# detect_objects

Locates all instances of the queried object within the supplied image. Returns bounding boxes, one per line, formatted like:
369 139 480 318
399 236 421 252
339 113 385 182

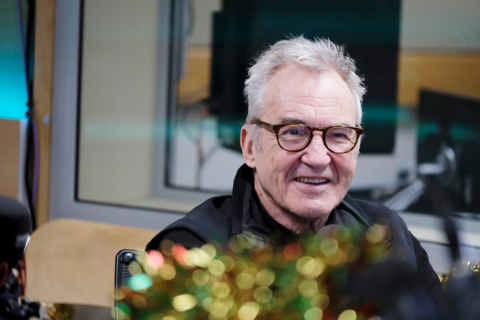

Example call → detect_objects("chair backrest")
25 219 157 307
114 249 142 320
114 249 142 292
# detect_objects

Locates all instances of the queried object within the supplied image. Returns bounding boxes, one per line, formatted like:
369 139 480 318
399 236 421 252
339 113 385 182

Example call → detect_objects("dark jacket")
147 164 446 316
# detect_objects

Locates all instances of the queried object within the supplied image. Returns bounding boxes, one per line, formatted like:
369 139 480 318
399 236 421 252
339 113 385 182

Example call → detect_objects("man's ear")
240 125 256 168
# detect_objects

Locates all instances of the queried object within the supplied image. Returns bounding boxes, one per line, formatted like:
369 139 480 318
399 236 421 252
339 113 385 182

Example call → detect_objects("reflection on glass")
168 0 245 192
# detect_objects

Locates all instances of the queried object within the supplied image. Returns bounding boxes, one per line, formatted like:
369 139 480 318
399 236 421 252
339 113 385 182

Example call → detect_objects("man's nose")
300 132 332 167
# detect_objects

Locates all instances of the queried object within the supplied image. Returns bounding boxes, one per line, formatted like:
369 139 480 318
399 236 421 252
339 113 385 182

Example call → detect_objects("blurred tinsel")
116 224 394 320
46 303 74 320
40 224 480 320
439 261 480 287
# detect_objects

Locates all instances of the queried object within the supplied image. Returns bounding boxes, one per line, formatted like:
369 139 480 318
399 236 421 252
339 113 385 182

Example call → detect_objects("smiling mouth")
294 177 330 185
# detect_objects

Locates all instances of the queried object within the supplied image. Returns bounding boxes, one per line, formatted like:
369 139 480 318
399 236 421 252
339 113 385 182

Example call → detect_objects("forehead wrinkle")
277 100 345 116
267 84 351 111
311 108 355 128
279 93 349 110
272 104 354 128
280 88 343 100
276 113 353 128
282 97 344 105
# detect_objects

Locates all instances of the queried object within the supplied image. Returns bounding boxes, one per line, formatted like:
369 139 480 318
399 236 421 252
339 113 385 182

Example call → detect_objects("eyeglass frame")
251 119 364 154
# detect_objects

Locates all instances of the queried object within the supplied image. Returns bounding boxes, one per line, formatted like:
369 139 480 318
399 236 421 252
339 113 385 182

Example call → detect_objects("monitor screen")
409 90 480 215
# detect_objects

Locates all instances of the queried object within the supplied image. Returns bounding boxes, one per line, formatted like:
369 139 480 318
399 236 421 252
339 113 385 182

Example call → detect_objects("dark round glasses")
252 120 364 154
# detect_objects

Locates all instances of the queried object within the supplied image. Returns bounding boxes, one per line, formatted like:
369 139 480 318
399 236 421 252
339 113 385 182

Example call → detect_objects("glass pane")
76 0 480 216
77 0 176 208
165 0 245 193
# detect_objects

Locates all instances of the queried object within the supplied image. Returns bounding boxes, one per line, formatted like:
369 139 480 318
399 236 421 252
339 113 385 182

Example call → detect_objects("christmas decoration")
116 224 392 320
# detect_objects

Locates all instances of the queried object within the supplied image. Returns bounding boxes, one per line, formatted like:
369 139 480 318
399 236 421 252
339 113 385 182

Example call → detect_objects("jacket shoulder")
352 198 419 269
186 195 233 218
146 195 234 250
353 198 407 227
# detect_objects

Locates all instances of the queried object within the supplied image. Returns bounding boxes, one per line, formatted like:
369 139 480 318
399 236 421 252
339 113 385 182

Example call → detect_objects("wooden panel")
0 119 20 199
33 0 55 226
398 51 480 107
176 49 480 109
25 219 158 307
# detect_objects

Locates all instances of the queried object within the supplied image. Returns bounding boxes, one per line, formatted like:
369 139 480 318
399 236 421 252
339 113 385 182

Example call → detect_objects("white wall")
400 0 480 50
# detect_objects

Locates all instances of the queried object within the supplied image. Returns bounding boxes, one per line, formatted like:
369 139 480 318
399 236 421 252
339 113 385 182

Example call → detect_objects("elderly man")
147 37 443 307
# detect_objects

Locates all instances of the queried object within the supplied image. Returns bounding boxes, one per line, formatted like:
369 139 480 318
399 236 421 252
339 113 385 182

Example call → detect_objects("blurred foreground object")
46 303 74 320
45 303 111 320
440 261 480 320
440 261 480 286
118 225 443 320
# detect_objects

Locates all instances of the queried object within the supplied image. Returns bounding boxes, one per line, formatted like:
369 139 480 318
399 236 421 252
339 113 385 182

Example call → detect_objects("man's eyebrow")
277 118 354 127
326 123 356 128
277 117 307 125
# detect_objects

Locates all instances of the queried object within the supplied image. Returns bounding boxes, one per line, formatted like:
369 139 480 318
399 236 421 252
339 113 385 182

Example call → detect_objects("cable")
16 0 37 230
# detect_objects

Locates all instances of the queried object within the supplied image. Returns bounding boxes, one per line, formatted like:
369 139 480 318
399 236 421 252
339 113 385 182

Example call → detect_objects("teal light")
417 121 440 139
362 104 398 124
0 0 28 120
451 123 480 141
128 274 153 291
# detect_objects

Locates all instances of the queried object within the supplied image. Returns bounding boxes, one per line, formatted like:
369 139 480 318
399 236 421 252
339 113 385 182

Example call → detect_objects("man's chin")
290 204 334 223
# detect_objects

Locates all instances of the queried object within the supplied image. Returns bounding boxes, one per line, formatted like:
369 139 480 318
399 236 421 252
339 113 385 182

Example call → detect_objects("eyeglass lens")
278 125 358 152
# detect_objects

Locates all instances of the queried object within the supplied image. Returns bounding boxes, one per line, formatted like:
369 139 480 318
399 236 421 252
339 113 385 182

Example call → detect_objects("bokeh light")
366 225 387 243
253 286 273 303
304 307 323 320
208 260 226 276
159 263 176 280
284 243 302 260
255 268 275 287
128 274 153 291
172 294 197 312
237 301 260 320
338 309 357 320
320 238 339 255
192 269 210 286
131 295 147 309
147 250 165 269
236 273 255 290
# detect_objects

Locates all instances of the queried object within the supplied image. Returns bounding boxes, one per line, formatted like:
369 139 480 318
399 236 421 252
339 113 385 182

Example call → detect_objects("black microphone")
0 195 31 271
0 195 41 320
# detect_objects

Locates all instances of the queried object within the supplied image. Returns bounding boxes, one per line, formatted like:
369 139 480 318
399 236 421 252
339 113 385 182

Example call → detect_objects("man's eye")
282 126 307 136
327 128 354 141
332 132 346 138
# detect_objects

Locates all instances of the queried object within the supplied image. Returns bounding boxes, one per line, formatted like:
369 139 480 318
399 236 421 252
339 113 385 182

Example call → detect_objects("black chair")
114 249 142 319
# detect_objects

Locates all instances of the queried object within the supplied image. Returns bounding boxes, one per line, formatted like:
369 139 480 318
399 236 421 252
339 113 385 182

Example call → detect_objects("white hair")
244 36 366 150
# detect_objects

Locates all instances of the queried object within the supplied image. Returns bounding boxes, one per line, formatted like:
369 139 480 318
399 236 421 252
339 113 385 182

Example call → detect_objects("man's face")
241 64 357 230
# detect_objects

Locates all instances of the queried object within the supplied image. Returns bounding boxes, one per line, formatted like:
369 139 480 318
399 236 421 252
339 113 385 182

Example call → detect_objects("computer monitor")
409 89 480 215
